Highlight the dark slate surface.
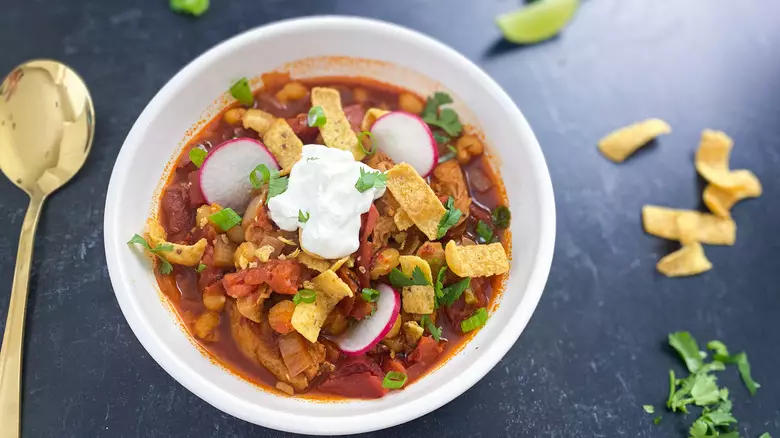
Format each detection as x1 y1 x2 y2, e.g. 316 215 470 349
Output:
0 1 778 437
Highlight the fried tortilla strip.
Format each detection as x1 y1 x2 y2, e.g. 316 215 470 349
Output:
657 215 713 277
262 118 303 175
290 270 353 343
444 241 510 278
695 130 737 188
296 252 331 273
598 118 671 163
702 170 762 218
399 255 435 315
311 87 363 160
386 163 446 240
656 242 712 277
360 108 389 132
641 205 736 246
146 220 206 266
393 209 414 231
242 108 276 137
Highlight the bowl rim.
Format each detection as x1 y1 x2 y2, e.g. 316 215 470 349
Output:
104 15 555 435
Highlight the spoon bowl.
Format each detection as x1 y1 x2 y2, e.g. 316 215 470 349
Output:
0 59 94 437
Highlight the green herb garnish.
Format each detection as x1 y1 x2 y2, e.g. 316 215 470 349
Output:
433 267 447 309
357 131 376 155
669 331 704 373
188 147 207 168
476 220 494 243
249 164 288 200
298 210 310 224
196 263 207 273
307 105 326 127
361 288 380 303
127 234 173 274
491 206 511 229
170 0 209 16
460 307 488 333
707 341 761 395
437 196 462 239
642 405 654 414
229 77 254 107
355 168 388 193
433 132 449 145
420 315 442 342
208 208 242 232
421 92 462 137
388 266 430 288
293 289 316 305
382 371 408 389
439 277 471 307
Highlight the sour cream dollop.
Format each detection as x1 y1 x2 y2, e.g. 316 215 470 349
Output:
267 144 386 259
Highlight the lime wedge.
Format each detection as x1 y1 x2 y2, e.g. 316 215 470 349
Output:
496 0 580 44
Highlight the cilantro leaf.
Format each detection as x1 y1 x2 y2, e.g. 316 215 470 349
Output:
688 419 709 438
669 331 704 373
158 258 173 275
653 416 662 425
128 234 174 275
437 196 462 239
268 175 289 199
759 434 772 438
439 277 471 307
420 315 442 342
355 168 388 193
421 92 462 137
152 243 175 252
491 206 511 229
298 210 310 223
127 234 151 250
432 131 449 145
690 373 720 406
708 340 761 395
388 267 430 288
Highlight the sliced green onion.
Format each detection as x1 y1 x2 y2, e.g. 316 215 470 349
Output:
491 206 511 229
209 208 242 232
461 307 488 333
196 263 207 273
361 288 381 303
357 131 376 155
170 0 209 16
230 77 254 106
447 144 457 154
307 106 326 127
293 289 317 305
189 147 207 168
382 371 408 389
250 164 272 189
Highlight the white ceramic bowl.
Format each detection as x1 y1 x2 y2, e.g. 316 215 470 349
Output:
104 16 555 436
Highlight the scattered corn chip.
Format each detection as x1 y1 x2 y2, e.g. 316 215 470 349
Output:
598 118 671 163
399 255 435 314
242 108 276 137
361 108 389 132
695 130 736 188
290 270 353 342
444 241 510 278
702 170 762 218
386 163 447 240
297 251 331 273
656 242 712 277
329 256 352 272
263 118 303 175
146 220 206 266
641 206 736 246
311 87 363 160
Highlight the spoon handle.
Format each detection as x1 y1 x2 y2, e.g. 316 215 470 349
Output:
0 195 45 438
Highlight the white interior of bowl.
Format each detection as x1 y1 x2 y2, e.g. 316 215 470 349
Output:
104 16 555 436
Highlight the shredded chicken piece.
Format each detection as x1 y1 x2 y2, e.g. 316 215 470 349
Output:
430 160 471 224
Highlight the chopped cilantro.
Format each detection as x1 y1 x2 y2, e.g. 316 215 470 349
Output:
298 210 310 223
355 168 388 193
669 331 704 373
268 174 289 199
420 315 442 342
437 196 462 239
438 277 471 307
491 206 511 229
421 92 462 137
433 131 450 145
652 416 662 425
708 341 761 395
250 164 288 200
388 266 430 288
127 234 173 275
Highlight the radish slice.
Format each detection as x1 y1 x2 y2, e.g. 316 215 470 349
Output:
370 111 438 177
331 284 400 356
199 138 279 213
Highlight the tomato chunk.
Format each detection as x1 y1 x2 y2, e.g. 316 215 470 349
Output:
222 259 302 296
318 356 388 399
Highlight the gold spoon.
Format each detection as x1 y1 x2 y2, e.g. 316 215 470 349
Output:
0 60 95 437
